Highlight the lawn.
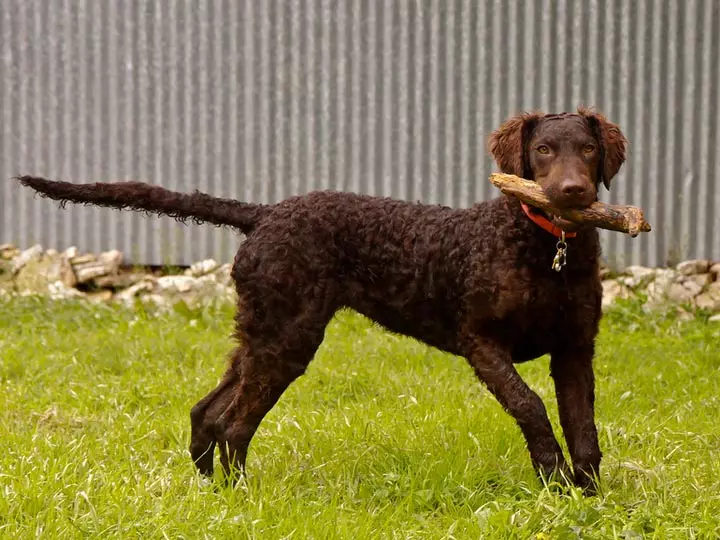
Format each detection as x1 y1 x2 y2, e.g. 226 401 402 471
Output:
0 296 718 539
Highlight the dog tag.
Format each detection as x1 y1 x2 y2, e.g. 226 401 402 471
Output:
552 232 568 272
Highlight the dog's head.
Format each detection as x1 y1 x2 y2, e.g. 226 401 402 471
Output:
487 107 627 216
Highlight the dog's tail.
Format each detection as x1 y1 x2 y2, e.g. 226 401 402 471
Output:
15 176 269 234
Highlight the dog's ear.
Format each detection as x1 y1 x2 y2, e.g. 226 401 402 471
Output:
487 112 542 178
578 107 628 190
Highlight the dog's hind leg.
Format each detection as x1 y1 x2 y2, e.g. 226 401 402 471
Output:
212 319 327 483
189 362 240 477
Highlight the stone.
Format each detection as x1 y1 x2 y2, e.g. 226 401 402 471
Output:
601 279 631 309
156 275 198 294
667 281 702 304
625 265 655 279
72 250 123 283
12 244 44 274
100 249 123 266
148 274 236 310
0 244 19 260
63 246 79 259
184 258 219 277
710 263 720 277
113 278 157 306
86 290 113 303
211 263 233 287
709 314 720 323
683 273 713 288
676 259 711 276
694 282 720 312
47 281 85 300
0 257 13 280
0 258 14 293
93 272 147 290
675 306 695 321
642 269 680 311
69 253 96 265
195 275 236 304
14 251 77 293
644 269 678 300
141 293 171 310
73 263 110 283
620 266 656 288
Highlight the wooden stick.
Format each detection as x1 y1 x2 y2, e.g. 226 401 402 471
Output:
489 173 652 237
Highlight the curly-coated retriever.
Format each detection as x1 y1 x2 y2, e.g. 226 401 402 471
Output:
16 106 627 494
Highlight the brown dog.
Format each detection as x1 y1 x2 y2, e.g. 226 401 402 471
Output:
17 107 626 494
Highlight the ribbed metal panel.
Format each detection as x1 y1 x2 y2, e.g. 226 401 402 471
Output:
2 0 719 267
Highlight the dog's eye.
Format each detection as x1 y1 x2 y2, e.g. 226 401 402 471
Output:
536 145 550 155
583 144 596 154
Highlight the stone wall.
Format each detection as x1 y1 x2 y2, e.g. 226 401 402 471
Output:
2 243 719 321
0 243 236 311
601 260 720 319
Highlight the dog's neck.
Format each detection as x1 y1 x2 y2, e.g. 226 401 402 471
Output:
503 196 601 276
519 202 577 239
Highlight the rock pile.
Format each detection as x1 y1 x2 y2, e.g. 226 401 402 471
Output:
0 243 236 311
1 243 719 320
601 260 720 320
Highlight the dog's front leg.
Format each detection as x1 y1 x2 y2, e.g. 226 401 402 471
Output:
467 338 569 483
550 344 602 494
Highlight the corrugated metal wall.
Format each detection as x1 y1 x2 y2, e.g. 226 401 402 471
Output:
2 0 719 267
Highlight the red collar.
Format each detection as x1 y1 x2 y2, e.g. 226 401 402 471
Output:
520 202 577 239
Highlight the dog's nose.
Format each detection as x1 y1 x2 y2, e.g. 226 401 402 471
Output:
560 178 587 198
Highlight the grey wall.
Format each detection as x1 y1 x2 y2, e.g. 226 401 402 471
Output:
2 0 719 267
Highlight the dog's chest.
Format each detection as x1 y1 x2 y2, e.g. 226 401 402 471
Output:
501 270 595 361
518 272 569 318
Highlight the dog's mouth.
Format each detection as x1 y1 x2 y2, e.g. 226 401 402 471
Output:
532 184 595 233
549 214 584 233
527 206 586 233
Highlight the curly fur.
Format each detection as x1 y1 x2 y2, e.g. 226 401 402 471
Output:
15 107 628 494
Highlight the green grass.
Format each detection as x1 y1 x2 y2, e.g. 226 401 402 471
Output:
0 296 718 539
